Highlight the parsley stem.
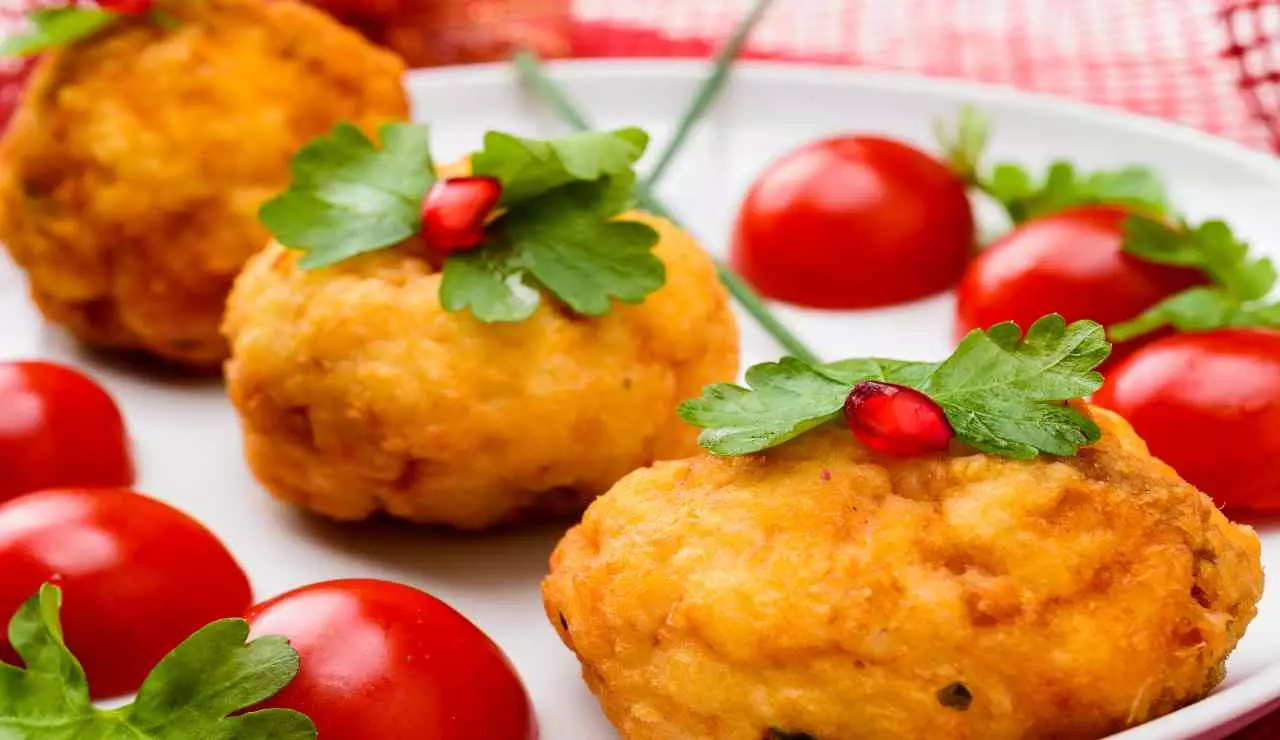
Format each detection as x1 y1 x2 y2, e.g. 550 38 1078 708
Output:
640 0 775 193
511 50 821 365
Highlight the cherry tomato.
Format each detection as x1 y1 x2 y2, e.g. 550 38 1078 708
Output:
730 135 974 309
247 579 537 740
954 205 1205 363
1093 329 1280 511
98 0 153 13
0 489 252 698
0 361 133 503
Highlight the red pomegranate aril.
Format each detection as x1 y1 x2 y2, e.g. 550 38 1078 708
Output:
421 176 502 252
99 0 153 13
844 381 954 456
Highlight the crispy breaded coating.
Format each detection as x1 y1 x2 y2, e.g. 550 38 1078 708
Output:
544 408 1264 740
222 210 739 529
0 0 407 368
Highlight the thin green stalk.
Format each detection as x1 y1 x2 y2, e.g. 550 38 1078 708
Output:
641 0 775 192
511 51 820 365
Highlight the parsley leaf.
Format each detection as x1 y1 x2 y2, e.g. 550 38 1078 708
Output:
1112 216 1280 340
441 182 663 321
1121 216 1274 300
677 357 855 455
0 584 315 740
934 103 989 184
440 242 542 322
261 122 662 323
935 107 1170 224
259 123 436 270
0 8 120 58
920 315 1106 458
983 161 1168 224
471 128 648 206
679 315 1107 460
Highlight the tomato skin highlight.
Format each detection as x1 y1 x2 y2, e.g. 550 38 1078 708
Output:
730 135 974 309
0 361 133 503
0 488 252 698
954 205 1205 363
1093 329 1280 511
247 579 537 740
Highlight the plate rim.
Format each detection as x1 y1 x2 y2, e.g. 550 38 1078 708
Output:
406 58 1280 740
406 58 1280 182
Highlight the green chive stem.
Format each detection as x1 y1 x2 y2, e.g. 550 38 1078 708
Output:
640 0 775 192
511 50 821 365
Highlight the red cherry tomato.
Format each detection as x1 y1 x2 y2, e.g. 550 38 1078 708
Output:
0 489 252 698
954 205 1205 363
98 0 153 14
1093 329 1280 511
730 135 974 309
247 579 537 740
0 361 133 503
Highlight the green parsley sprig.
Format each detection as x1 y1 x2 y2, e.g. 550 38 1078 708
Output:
0 584 315 739
936 105 1171 224
0 4 172 58
679 314 1109 460
1111 216 1280 340
259 122 665 323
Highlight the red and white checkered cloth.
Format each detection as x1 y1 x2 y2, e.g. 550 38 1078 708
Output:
568 0 1280 151
3 0 1280 151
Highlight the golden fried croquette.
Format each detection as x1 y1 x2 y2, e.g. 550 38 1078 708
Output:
221 208 739 529
0 0 407 368
544 407 1264 740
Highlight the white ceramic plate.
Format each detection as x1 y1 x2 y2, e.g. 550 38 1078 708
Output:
2 60 1278 739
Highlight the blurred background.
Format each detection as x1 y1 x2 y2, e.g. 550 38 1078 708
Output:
2 0 1280 151
8 0 1276 149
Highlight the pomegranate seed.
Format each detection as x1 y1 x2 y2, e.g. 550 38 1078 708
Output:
98 0 153 13
420 176 502 252
843 381 954 456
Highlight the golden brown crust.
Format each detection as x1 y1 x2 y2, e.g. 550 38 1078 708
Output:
543 407 1264 739
221 209 739 529
0 0 408 368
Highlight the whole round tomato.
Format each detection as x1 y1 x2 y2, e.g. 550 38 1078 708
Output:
247 579 536 740
730 135 974 309
0 488 251 698
954 205 1205 362
0 361 133 503
1093 329 1280 511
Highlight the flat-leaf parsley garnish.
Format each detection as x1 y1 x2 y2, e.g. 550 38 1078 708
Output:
0 583 316 739
259 122 664 323
0 3 169 58
936 105 1170 224
678 314 1109 460
1111 215 1280 340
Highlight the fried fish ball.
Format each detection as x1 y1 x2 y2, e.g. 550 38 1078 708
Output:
544 408 1264 740
222 211 739 529
0 0 407 368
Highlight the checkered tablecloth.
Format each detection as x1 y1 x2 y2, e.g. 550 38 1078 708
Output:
567 0 1280 151
3 1 1280 151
